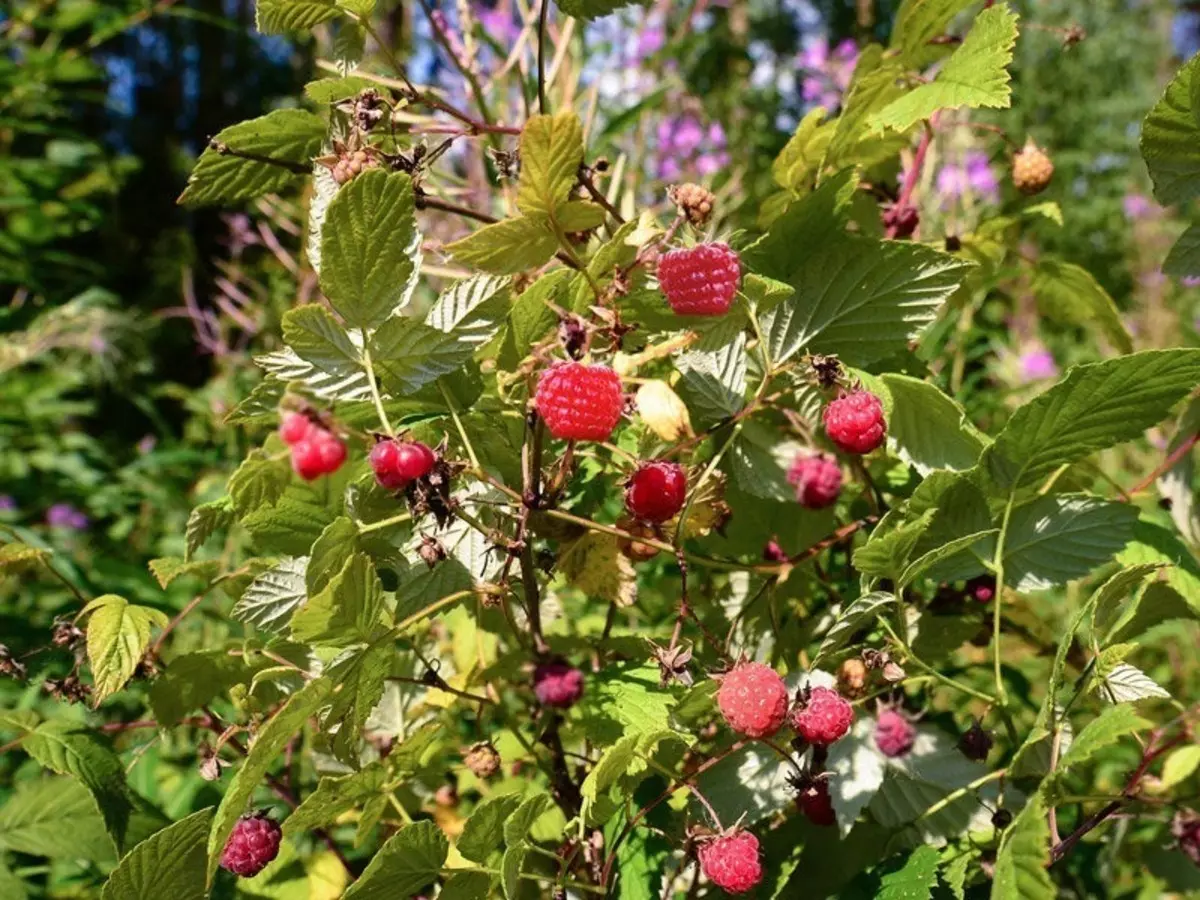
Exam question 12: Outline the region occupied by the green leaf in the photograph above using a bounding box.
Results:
[304,75,378,104]
[101,808,213,900]
[241,477,340,555]
[1109,582,1197,643]
[744,169,858,273]
[320,170,420,328]
[500,269,570,366]
[82,594,169,702]
[0,777,113,860]
[22,722,132,852]
[889,0,977,68]
[179,109,325,206]
[1141,52,1200,205]
[445,216,560,275]
[900,530,998,589]
[229,451,292,517]
[290,553,385,646]
[518,112,584,217]
[503,793,554,846]
[1160,745,1200,791]
[426,274,511,348]
[554,0,650,19]
[500,845,527,899]
[992,793,1055,900]
[823,49,911,170]
[814,592,896,663]
[854,512,935,583]
[1004,495,1138,592]
[1054,706,1151,780]
[1092,563,1167,638]
[147,557,220,590]
[577,663,682,745]
[342,820,448,899]
[676,333,746,425]
[1032,260,1132,354]
[0,860,27,900]
[207,677,332,882]
[773,107,833,190]
[307,516,362,595]
[282,303,362,381]
[759,237,972,367]
[232,556,309,634]
[0,541,49,572]
[880,374,985,475]
[877,845,940,900]
[150,650,266,724]
[256,0,340,32]
[1118,520,1200,615]
[256,345,370,403]
[1093,662,1170,703]
[323,639,393,763]
[284,764,388,838]
[185,498,233,561]
[556,199,607,230]
[581,734,640,810]
[981,350,1200,495]
[457,793,524,863]
[370,316,476,397]
[440,871,493,900]
[872,4,1017,131]
[1164,223,1200,278]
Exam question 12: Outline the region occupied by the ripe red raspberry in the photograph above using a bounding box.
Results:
[786,452,842,509]
[370,439,435,490]
[698,830,763,895]
[657,242,741,316]
[220,813,282,877]
[875,708,916,758]
[823,391,886,455]
[369,440,406,490]
[791,686,854,746]
[625,461,687,523]
[533,660,584,709]
[291,429,346,481]
[279,412,315,446]
[534,362,623,442]
[717,661,789,739]
[395,441,436,481]
[796,778,836,827]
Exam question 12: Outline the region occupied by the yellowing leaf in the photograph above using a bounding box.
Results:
[635,381,694,442]
[82,595,169,703]
[558,532,638,607]
[518,111,584,218]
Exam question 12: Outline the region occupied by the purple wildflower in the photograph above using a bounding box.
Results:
[655,114,730,181]
[1019,347,1058,382]
[1123,193,1155,219]
[0,496,16,512]
[798,37,858,111]
[936,151,999,205]
[46,504,89,530]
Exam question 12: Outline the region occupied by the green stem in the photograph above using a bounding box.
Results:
[912,769,1006,827]
[878,617,998,706]
[992,495,1017,708]
[359,511,411,534]
[440,382,481,470]
[361,331,394,436]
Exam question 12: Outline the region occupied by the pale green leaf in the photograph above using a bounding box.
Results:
[81,595,169,702]
[1055,705,1151,779]
[147,557,219,590]
[871,5,1018,133]
[501,845,526,899]
[101,809,212,900]
[854,512,935,582]
[320,170,421,328]
[440,871,492,900]
[342,820,447,900]
[992,793,1055,900]
[323,639,393,763]
[290,553,384,647]
[426,274,511,348]
[228,451,291,517]
[880,373,985,475]
[890,0,977,68]
[502,793,554,846]
[1160,745,1200,791]
[179,109,325,206]
[1004,495,1138,592]
[456,793,524,863]
[1164,223,1200,278]
[284,764,388,838]
[773,107,832,190]
[233,556,309,634]
[981,350,1200,494]
[185,498,233,561]
[282,304,362,379]
[1093,662,1170,703]
[518,112,584,217]
[445,216,560,275]
[0,777,113,860]
[369,316,476,397]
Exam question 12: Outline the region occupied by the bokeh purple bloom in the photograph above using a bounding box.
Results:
[798,37,857,110]
[46,503,89,530]
[936,151,1000,205]
[1122,192,1155,220]
[0,496,16,512]
[1182,275,1200,288]
[655,115,730,181]
[1019,347,1059,382]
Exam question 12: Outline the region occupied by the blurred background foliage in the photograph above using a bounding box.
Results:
[2,1,1200,893]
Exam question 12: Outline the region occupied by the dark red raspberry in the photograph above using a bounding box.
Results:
[395,441,436,481]
[369,440,406,490]
[371,440,435,490]
[791,686,854,746]
[966,575,996,604]
[625,461,687,523]
[882,203,919,239]
[875,708,916,758]
[279,412,315,446]
[533,660,584,709]
[762,539,788,562]
[786,452,842,509]
[717,661,789,739]
[797,778,836,827]
[698,830,762,894]
[534,362,623,442]
[220,813,282,877]
[657,242,741,316]
[957,720,993,762]
[823,390,886,455]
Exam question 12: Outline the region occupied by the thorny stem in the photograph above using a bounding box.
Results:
[578,166,626,225]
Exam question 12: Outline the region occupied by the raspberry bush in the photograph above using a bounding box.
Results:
[4,4,1200,899]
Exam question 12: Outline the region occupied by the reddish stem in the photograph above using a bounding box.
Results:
[886,121,935,238]
[1127,432,1199,498]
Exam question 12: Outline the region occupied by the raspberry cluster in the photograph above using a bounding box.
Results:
[698,830,763,894]
[369,438,436,491]
[279,413,346,481]
[823,390,887,455]
[791,686,854,746]
[533,660,585,709]
[1012,138,1054,195]
[535,362,623,442]
[463,741,501,779]
[220,813,282,878]
[717,661,790,739]
[625,461,687,523]
[332,148,377,185]
[657,242,741,316]
[787,452,842,509]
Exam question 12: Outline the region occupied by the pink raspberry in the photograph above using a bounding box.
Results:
[291,428,346,481]
[791,686,854,746]
[657,242,741,316]
[698,830,762,894]
[370,439,436,490]
[625,461,687,523]
[534,362,623,442]
[220,813,282,877]
[875,708,916,758]
[533,660,584,709]
[966,575,996,603]
[823,390,886,455]
[716,661,789,739]
[797,778,836,827]
[279,412,315,446]
[786,452,842,509]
